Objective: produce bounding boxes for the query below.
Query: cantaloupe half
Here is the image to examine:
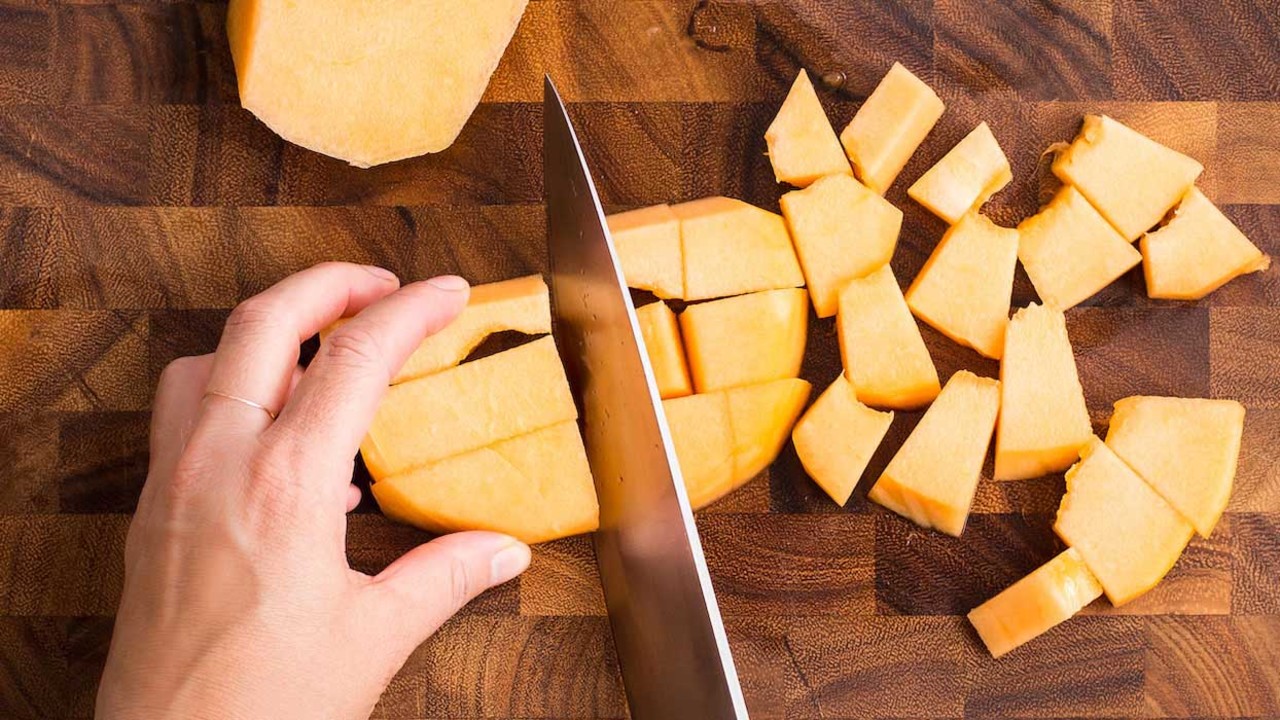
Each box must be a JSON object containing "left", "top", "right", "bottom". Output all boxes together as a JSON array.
[
  {"left": 837, "top": 265, "right": 940, "bottom": 410},
  {"left": 680, "top": 288, "right": 808, "bottom": 393},
  {"left": 792, "top": 374, "right": 894, "bottom": 506},
  {"left": 673, "top": 197, "right": 805, "bottom": 301},
  {"left": 840, "top": 62, "right": 945, "bottom": 194},
  {"left": 607, "top": 204, "right": 684, "bottom": 299},
  {"left": 1141, "top": 187, "right": 1270, "bottom": 300},
  {"left": 968, "top": 548, "right": 1104, "bottom": 658},
  {"left": 226, "top": 0, "right": 528, "bottom": 167},
  {"left": 765, "top": 70, "right": 852, "bottom": 187},
  {"left": 908, "top": 122, "right": 1012, "bottom": 225},
  {"left": 636, "top": 301, "right": 693, "bottom": 400}
]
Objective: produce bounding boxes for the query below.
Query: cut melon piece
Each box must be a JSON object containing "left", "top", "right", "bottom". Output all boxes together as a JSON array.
[
  {"left": 1017, "top": 186, "right": 1143, "bottom": 310},
  {"left": 607, "top": 204, "right": 684, "bottom": 299},
  {"left": 905, "top": 212, "right": 1018, "bottom": 359},
  {"left": 370, "top": 422, "right": 598, "bottom": 544},
  {"left": 635, "top": 301, "right": 693, "bottom": 400},
  {"left": 227, "top": 0, "right": 528, "bottom": 166},
  {"left": 839, "top": 62, "right": 945, "bottom": 194},
  {"left": 1052, "top": 115, "right": 1204, "bottom": 241},
  {"left": 764, "top": 70, "right": 852, "bottom": 187},
  {"left": 994, "top": 304, "right": 1091, "bottom": 481},
  {"left": 908, "top": 122, "right": 1012, "bottom": 225},
  {"left": 792, "top": 375, "right": 894, "bottom": 506},
  {"left": 837, "top": 265, "right": 940, "bottom": 409},
  {"left": 1054, "top": 438, "right": 1195, "bottom": 606},
  {"left": 968, "top": 548, "right": 1104, "bottom": 658},
  {"left": 1105, "top": 396, "right": 1245, "bottom": 537},
  {"left": 662, "top": 391, "right": 734, "bottom": 511},
  {"left": 727, "top": 378, "right": 811, "bottom": 487},
  {"left": 868, "top": 370, "right": 1000, "bottom": 537},
  {"left": 674, "top": 197, "right": 805, "bottom": 301},
  {"left": 780, "top": 173, "right": 902, "bottom": 317},
  {"left": 680, "top": 288, "right": 808, "bottom": 393},
  {"left": 1141, "top": 187, "right": 1270, "bottom": 300}
]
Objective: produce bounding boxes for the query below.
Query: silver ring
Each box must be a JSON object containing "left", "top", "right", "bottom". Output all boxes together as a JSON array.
[{"left": 203, "top": 390, "right": 278, "bottom": 421}]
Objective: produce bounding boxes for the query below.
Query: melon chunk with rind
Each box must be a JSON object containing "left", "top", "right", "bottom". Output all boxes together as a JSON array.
[
  {"left": 607, "top": 204, "right": 684, "bottom": 299},
  {"left": 635, "top": 301, "right": 693, "bottom": 400},
  {"left": 680, "top": 288, "right": 808, "bottom": 393},
  {"left": 1140, "top": 187, "right": 1270, "bottom": 300},
  {"left": 792, "top": 374, "right": 894, "bottom": 506},
  {"left": 968, "top": 548, "right": 1104, "bottom": 658},
  {"left": 839, "top": 62, "right": 945, "bottom": 194},
  {"left": 837, "top": 264, "right": 940, "bottom": 410},
  {"left": 674, "top": 197, "right": 805, "bottom": 301},
  {"left": 908, "top": 122, "right": 1012, "bottom": 225},
  {"left": 765, "top": 70, "right": 853, "bottom": 187}
]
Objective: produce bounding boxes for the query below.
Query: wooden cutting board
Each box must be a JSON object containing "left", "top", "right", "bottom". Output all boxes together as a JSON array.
[{"left": 1, "top": 1, "right": 1277, "bottom": 717}]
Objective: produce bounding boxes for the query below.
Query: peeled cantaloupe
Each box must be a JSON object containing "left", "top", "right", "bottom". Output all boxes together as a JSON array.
[
  {"left": 680, "top": 288, "right": 808, "bottom": 393},
  {"left": 968, "top": 547, "right": 1104, "bottom": 658},
  {"left": 607, "top": 204, "right": 684, "bottom": 299},
  {"left": 792, "top": 374, "right": 894, "bottom": 506},
  {"left": 728, "top": 378, "right": 811, "bottom": 488},
  {"left": 837, "top": 265, "right": 940, "bottom": 409},
  {"left": 227, "top": 0, "right": 528, "bottom": 167},
  {"left": 674, "top": 197, "right": 805, "bottom": 301},
  {"left": 840, "top": 62, "right": 945, "bottom": 195},
  {"left": 908, "top": 122, "right": 1012, "bottom": 225},
  {"left": 764, "top": 70, "right": 852, "bottom": 187},
  {"left": 1141, "top": 187, "right": 1270, "bottom": 300},
  {"left": 635, "top": 301, "right": 693, "bottom": 399}
]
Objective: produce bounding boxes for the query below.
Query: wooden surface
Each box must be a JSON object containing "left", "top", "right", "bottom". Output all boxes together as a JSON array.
[{"left": 1, "top": 1, "right": 1279, "bottom": 718}]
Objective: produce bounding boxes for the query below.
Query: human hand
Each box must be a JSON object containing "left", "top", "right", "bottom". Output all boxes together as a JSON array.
[{"left": 95, "top": 263, "right": 532, "bottom": 720}]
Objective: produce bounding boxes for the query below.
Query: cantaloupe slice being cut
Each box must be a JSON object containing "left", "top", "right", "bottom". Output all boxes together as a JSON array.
[
  {"left": 673, "top": 197, "right": 805, "bottom": 301},
  {"left": 680, "top": 288, "right": 808, "bottom": 393},
  {"left": 837, "top": 265, "right": 940, "bottom": 409},
  {"left": 765, "top": 70, "right": 853, "bottom": 187},
  {"left": 1141, "top": 187, "right": 1270, "bottom": 300},
  {"left": 636, "top": 301, "right": 693, "bottom": 399},
  {"left": 968, "top": 547, "right": 1104, "bottom": 658},
  {"left": 607, "top": 204, "right": 684, "bottom": 299},
  {"left": 792, "top": 374, "right": 894, "bottom": 506},
  {"left": 839, "top": 62, "right": 945, "bottom": 194},
  {"left": 728, "top": 378, "right": 811, "bottom": 488},
  {"left": 908, "top": 122, "right": 1012, "bottom": 224}
]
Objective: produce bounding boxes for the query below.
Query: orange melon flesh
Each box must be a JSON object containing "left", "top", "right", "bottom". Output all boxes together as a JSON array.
[
  {"left": 727, "top": 378, "right": 811, "bottom": 488},
  {"left": 679, "top": 288, "right": 808, "bottom": 393},
  {"left": 908, "top": 122, "right": 1012, "bottom": 225},
  {"left": 1054, "top": 438, "right": 1194, "bottom": 606},
  {"left": 662, "top": 391, "right": 734, "bottom": 510},
  {"left": 994, "top": 304, "right": 1092, "bottom": 481},
  {"left": 792, "top": 375, "right": 894, "bottom": 506},
  {"left": 968, "top": 548, "right": 1104, "bottom": 658},
  {"left": 370, "top": 422, "right": 599, "bottom": 544},
  {"left": 673, "top": 197, "right": 805, "bottom": 301},
  {"left": 837, "top": 265, "right": 940, "bottom": 409},
  {"left": 607, "top": 204, "right": 684, "bottom": 299},
  {"left": 226, "top": 0, "right": 528, "bottom": 167},
  {"left": 780, "top": 173, "right": 902, "bottom": 317},
  {"left": 1105, "top": 396, "right": 1245, "bottom": 537},
  {"left": 1052, "top": 115, "right": 1204, "bottom": 241},
  {"left": 1141, "top": 187, "right": 1270, "bottom": 300},
  {"left": 839, "top": 62, "right": 945, "bottom": 195},
  {"left": 868, "top": 370, "right": 1001, "bottom": 537},
  {"left": 765, "top": 70, "right": 853, "bottom": 187},
  {"left": 1017, "top": 185, "right": 1143, "bottom": 311},
  {"left": 905, "top": 212, "right": 1018, "bottom": 359},
  {"left": 635, "top": 301, "right": 693, "bottom": 400}
]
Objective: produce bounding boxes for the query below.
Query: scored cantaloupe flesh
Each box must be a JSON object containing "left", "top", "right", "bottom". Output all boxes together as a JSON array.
[
  {"left": 839, "top": 62, "right": 945, "bottom": 195},
  {"left": 227, "top": 0, "right": 528, "bottom": 167},
  {"left": 370, "top": 422, "right": 598, "bottom": 544},
  {"left": 680, "top": 288, "right": 808, "bottom": 393},
  {"left": 674, "top": 197, "right": 805, "bottom": 301},
  {"left": 663, "top": 391, "right": 734, "bottom": 510},
  {"left": 793, "top": 374, "right": 894, "bottom": 506},
  {"left": 780, "top": 173, "right": 902, "bottom": 317},
  {"left": 837, "top": 264, "right": 940, "bottom": 410},
  {"left": 868, "top": 370, "right": 1000, "bottom": 537},
  {"left": 1141, "top": 187, "right": 1270, "bottom": 300},
  {"left": 1105, "top": 395, "right": 1245, "bottom": 537},
  {"left": 607, "top": 204, "right": 684, "bottom": 299},
  {"left": 1054, "top": 438, "right": 1194, "bottom": 606},
  {"left": 1017, "top": 185, "right": 1143, "bottom": 311},
  {"left": 994, "top": 304, "right": 1092, "bottom": 481},
  {"left": 905, "top": 212, "right": 1019, "bottom": 359},
  {"left": 908, "top": 122, "right": 1012, "bottom": 225},
  {"left": 727, "top": 378, "right": 811, "bottom": 489},
  {"left": 968, "top": 547, "right": 1104, "bottom": 658},
  {"left": 635, "top": 301, "right": 693, "bottom": 399},
  {"left": 765, "top": 70, "right": 853, "bottom": 187}
]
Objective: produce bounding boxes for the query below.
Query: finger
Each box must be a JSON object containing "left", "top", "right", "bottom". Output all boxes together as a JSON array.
[
  {"left": 345, "top": 484, "right": 362, "bottom": 513},
  {"left": 148, "top": 354, "right": 215, "bottom": 482}
]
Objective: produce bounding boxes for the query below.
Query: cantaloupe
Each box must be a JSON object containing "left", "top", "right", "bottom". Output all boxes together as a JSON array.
[
  {"left": 728, "top": 378, "right": 811, "bottom": 487},
  {"left": 968, "top": 548, "right": 1104, "bottom": 658},
  {"left": 607, "top": 204, "right": 684, "bottom": 299},
  {"left": 663, "top": 391, "right": 734, "bottom": 510},
  {"left": 635, "top": 301, "right": 693, "bottom": 400},
  {"left": 673, "top": 197, "right": 805, "bottom": 301},
  {"left": 780, "top": 173, "right": 902, "bottom": 317},
  {"left": 840, "top": 62, "right": 945, "bottom": 194},
  {"left": 837, "top": 265, "right": 940, "bottom": 409},
  {"left": 792, "top": 374, "right": 894, "bottom": 506},
  {"left": 908, "top": 122, "right": 1012, "bottom": 225},
  {"left": 679, "top": 288, "right": 808, "bottom": 393},
  {"left": 765, "top": 70, "right": 852, "bottom": 187},
  {"left": 1141, "top": 187, "right": 1270, "bottom": 299},
  {"left": 226, "top": 0, "right": 528, "bottom": 167}
]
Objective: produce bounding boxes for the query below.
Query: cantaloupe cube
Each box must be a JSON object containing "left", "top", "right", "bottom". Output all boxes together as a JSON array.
[
  {"left": 635, "top": 301, "right": 693, "bottom": 399},
  {"left": 837, "top": 265, "right": 940, "bottom": 409},
  {"left": 674, "top": 197, "right": 805, "bottom": 301},
  {"left": 905, "top": 212, "right": 1018, "bottom": 359},
  {"left": 1017, "top": 186, "right": 1143, "bottom": 311},
  {"left": 839, "top": 62, "right": 945, "bottom": 195},
  {"left": 765, "top": 70, "right": 853, "bottom": 187},
  {"left": 680, "top": 288, "right": 808, "bottom": 393},
  {"left": 607, "top": 204, "right": 684, "bottom": 299},
  {"left": 780, "top": 173, "right": 902, "bottom": 317},
  {"left": 1105, "top": 396, "right": 1245, "bottom": 537},
  {"left": 968, "top": 548, "right": 1104, "bottom": 658},
  {"left": 908, "top": 122, "right": 1012, "bottom": 225},
  {"left": 1054, "top": 438, "right": 1195, "bottom": 606},
  {"left": 370, "top": 422, "right": 599, "bottom": 544},
  {"left": 728, "top": 378, "right": 811, "bottom": 487},
  {"left": 792, "top": 375, "right": 894, "bottom": 506},
  {"left": 994, "top": 304, "right": 1091, "bottom": 481},
  {"left": 663, "top": 391, "right": 734, "bottom": 510},
  {"left": 1052, "top": 115, "right": 1204, "bottom": 241},
  {"left": 1141, "top": 187, "right": 1270, "bottom": 300},
  {"left": 868, "top": 371, "right": 1000, "bottom": 537}
]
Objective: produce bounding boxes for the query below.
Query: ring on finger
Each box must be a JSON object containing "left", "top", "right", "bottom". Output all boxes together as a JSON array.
[{"left": 203, "top": 390, "right": 279, "bottom": 421}]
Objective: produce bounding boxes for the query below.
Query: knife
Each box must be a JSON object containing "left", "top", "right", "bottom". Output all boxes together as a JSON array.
[{"left": 543, "top": 76, "right": 750, "bottom": 720}]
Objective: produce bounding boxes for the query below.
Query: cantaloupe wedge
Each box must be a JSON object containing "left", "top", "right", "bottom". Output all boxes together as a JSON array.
[
  {"left": 607, "top": 204, "right": 684, "bottom": 299},
  {"left": 673, "top": 197, "right": 805, "bottom": 301},
  {"left": 370, "top": 422, "right": 599, "bottom": 544},
  {"left": 1141, "top": 187, "right": 1270, "bottom": 300},
  {"left": 635, "top": 301, "right": 693, "bottom": 400},
  {"left": 908, "top": 122, "right": 1012, "bottom": 225},
  {"left": 1105, "top": 396, "right": 1245, "bottom": 537},
  {"left": 840, "top": 62, "right": 945, "bottom": 194},
  {"left": 728, "top": 378, "right": 811, "bottom": 487},
  {"left": 868, "top": 371, "right": 1001, "bottom": 537},
  {"left": 968, "top": 548, "right": 1104, "bottom": 658},
  {"left": 1052, "top": 115, "right": 1204, "bottom": 241},
  {"left": 792, "top": 375, "right": 894, "bottom": 506},
  {"left": 780, "top": 173, "right": 902, "bottom": 317},
  {"left": 663, "top": 391, "right": 734, "bottom": 510},
  {"left": 905, "top": 212, "right": 1019, "bottom": 359},
  {"left": 994, "top": 304, "right": 1092, "bottom": 481},
  {"left": 1054, "top": 438, "right": 1194, "bottom": 606},
  {"left": 226, "top": 0, "right": 528, "bottom": 166},
  {"left": 837, "top": 265, "right": 940, "bottom": 409},
  {"left": 680, "top": 288, "right": 808, "bottom": 393},
  {"left": 765, "top": 70, "right": 853, "bottom": 187},
  {"left": 1017, "top": 186, "right": 1143, "bottom": 311}
]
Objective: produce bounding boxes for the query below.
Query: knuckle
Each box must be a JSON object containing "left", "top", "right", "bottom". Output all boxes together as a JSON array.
[
  {"left": 224, "top": 297, "right": 283, "bottom": 338},
  {"left": 158, "top": 355, "right": 200, "bottom": 387},
  {"left": 447, "top": 554, "right": 476, "bottom": 609},
  {"left": 323, "top": 325, "right": 386, "bottom": 375}
]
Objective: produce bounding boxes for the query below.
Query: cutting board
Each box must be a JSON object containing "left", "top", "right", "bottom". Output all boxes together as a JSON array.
[{"left": 1, "top": 1, "right": 1278, "bottom": 718}]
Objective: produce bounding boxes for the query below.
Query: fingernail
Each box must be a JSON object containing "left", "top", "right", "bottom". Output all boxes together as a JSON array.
[
  {"left": 362, "top": 265, "right": 397, "bottom": 282},
  {"left": 426, "top": 275, "right": 470, "bottom": 292},
  {"left": 489, "top": 541, "right": 531, "bottom": 585}
]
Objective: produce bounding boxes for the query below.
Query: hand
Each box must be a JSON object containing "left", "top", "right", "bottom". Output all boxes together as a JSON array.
[{"left": 95, "top": 263, "right": 532, "bottom": 720}]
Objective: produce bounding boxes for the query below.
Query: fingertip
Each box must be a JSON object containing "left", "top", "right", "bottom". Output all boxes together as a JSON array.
[
  {"left": 489, "top": 539, "right": 531, "bottom": 585},
  {"left": 426, "top": 275, "right": 470, "bottom": 293}
]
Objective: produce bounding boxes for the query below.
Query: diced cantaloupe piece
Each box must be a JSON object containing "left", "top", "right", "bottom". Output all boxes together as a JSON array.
[
  {"left": 839, "top": 62, "right": 945, "bottom": 194},
  {"left": 635, "top": 301, "right": 693, "bottom": 399},
  {"left": 673, "top": 197, "right": 805, "bottom": 301},
  {"left": 905, "top": 212, "right": 1018, "bottom": 359},
  {"left": 1141, "top": 187, "right": 1270, "bottom": 300},
  {"left": 663, "top": 391, "right": 734, "bottom": 510},
  {"left": 780, "top": 173, "right": 902, "bottom": 317},
  {"left": 868, "top": 371, "right": 1000, "bottom": 537},
  {"left": 968, "top": 548, "right": 1104, "bottom": 658},
  {"left": 764, "top": 70, "right": 852, "bottom": 187},
  {"left": 837, "top": 265, "right": 940, "bottom": 409},
  {"left": 994, "top": 304, "right": 1091, "bottom": 481},
  {"left": 728, "top": 378, "right": 811, "bottom": 488},
  {"left": 370, "top": 422, "right": 598, "bottom": 544},
  {"left": 1054, "top": 438, "right": 1195, "bottom": 606},
  {"left": 1105, "top": 396, "right": 1245, "bottom": 537},
  {"left": 1017, "top": 185, "right": 1143, "bottom": 311},
  {"left": 680, "top": 288, "right": 808, "bottom": 393},
  {"left": 792, "top": 375, "right": 894, "bottom": 506},
  {"left": 1052, "top": 115, "right": 1204, "bottom": 241},
  {"left": 226, "top": 0, "right": 528, "bottom": 166},
  {"left": 908, "top": 122, "right": 1012, "bottom": 225},
  {"left": 607, "top": 204, "right": 684, "bottom": 299}
]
